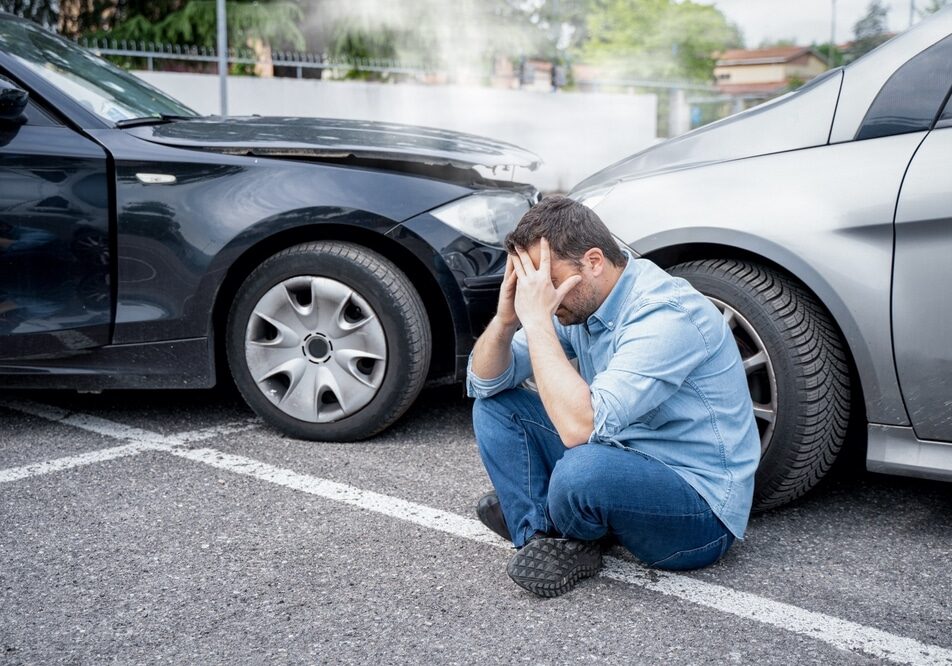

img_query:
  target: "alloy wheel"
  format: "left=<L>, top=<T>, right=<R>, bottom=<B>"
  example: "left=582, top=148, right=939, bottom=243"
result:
left=709, top=297, right=778, bottom=454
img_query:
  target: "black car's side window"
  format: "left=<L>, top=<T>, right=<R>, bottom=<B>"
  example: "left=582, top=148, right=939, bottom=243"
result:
left=19, top=101, right=59, bottom=127
left=0, top=74, right=60, bottom=127
left=856, top=33, right=952, bottom=141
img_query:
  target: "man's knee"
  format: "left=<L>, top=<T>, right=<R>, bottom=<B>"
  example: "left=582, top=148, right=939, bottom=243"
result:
left=548, top=445, right=610, bottom=538
left=548, top=445, right=605, bottom=510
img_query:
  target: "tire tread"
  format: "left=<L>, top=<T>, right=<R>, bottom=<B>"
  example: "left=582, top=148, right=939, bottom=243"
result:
left=672, top=259, right=851, bottom=510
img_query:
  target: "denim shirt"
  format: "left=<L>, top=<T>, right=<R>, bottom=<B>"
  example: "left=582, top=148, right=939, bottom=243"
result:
left=466, top=256, right=761, bottom=539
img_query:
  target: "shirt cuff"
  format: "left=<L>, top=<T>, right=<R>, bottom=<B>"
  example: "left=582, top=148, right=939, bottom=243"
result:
left=588, top=386, right=625, bottom=445
left=465, top=353, right=516, bottom=399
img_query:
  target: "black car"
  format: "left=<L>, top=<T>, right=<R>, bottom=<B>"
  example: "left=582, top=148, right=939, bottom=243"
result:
left=0, top=14, right=539, bottom=440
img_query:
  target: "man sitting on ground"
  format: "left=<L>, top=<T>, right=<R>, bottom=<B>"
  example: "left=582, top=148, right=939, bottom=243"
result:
left=467, top=196, right=760, bottom=598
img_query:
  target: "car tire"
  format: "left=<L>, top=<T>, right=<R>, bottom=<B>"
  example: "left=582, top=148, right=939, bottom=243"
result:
left=226, top=241, right=431, bottom=441
left=669, top=259, right=851, bottom=510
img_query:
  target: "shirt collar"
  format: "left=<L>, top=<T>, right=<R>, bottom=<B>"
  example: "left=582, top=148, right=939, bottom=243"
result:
left=586, top=251, right=637, bottom=332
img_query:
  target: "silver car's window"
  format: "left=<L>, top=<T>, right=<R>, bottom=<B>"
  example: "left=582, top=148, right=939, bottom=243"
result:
left=856, top=34, right=952, bottom=141
left=0, top=19, right=197, bottom=124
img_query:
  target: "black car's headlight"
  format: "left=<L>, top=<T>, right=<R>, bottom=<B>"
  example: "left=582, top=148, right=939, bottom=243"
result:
left=431, top=191, right=531, bottom=247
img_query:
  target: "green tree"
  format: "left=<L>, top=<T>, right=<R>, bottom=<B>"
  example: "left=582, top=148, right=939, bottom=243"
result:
left=0, top=0, right=58, bottom=28
left=813, top=42, right=845, bottom=67
left=300, top=0, right=542, bottom=80
left=101, top=1, right=305, bottom=51
left=578, top=0, right=742, bottom=81
left=516, top=0, right=591, bottom=58
left=919, top=0, right=951, bottom=14
left=849, top=0, right=891, bottom=60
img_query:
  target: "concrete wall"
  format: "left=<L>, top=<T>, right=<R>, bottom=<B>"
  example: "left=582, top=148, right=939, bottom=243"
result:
left=134, top=71, right=658, bottom=192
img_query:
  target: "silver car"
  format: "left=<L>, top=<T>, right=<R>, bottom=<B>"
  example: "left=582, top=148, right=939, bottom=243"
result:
left=571, top=8, right=952, bottom=510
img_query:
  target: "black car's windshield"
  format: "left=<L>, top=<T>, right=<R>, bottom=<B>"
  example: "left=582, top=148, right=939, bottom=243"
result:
left=0, top=18, right=198, bottom=124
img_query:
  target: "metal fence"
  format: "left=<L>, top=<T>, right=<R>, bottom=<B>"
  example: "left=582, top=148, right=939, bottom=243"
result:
left=78, top=37, right=430, bottom=78
left=79, top=38, right=740, bottom=135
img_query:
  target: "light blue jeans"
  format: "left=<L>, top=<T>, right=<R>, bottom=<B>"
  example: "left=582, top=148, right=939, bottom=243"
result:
left=473, top=388, right=734, bottom=570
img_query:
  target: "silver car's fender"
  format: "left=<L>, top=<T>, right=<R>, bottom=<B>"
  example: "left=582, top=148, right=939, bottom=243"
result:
left=593, top=132, right=928, bottom=427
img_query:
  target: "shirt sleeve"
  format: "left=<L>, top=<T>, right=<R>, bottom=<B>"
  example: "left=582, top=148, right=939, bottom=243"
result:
left=466, top=317, right=576, bottom=399
left=465, top=327, right=532, bottom=399
left=588, top=301, right=709, bottom=445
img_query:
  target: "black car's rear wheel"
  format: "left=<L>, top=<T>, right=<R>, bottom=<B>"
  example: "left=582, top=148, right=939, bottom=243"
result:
left=669, top=259, right=851, bottom=510
left=227, top=241, right=431, bottom=441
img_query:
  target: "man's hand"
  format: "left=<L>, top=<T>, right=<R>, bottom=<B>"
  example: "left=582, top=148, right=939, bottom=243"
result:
left=512, top=238, right=581, bottom=331
left=495, top=254, right=520, bottom=328
left=469, top=255, right=521, bottom=382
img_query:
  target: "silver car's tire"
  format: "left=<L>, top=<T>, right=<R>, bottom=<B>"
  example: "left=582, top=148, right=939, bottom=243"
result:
left=227, top=241, right=431, bottom=441
left=670, top=259, right=851, bottom=511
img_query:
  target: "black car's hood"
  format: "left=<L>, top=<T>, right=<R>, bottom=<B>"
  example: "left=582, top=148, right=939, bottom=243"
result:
left=125, top=116, right=541, bottom=171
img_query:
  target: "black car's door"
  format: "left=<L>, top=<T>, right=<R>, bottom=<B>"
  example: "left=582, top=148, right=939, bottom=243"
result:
left=0, top=89, right=111, bottom=359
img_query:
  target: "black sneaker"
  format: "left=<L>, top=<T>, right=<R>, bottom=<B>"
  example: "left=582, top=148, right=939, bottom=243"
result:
left=507, top=537, right=603, bottom=598
left=475, top=491, right=511, bottom=541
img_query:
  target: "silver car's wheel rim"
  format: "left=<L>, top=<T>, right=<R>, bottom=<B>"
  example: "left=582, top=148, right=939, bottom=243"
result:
left=709, top=297, right=778, bottom=454
left=244, top=276, right=387, bottom=423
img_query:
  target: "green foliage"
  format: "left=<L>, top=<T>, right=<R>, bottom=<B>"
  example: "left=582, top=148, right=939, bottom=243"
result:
left=578, top=0, right=742, bottom=81
left=0, top=0, right=57, bottom=28
left=302, top=0, right=542, bottom=80
left=850, top=0, right=891, bottom=60
left=90, top=1, right=305, bottom=51
left=920, top=0, right=952, bottom=14
left=328, top=22, right=400, bottom=79
left=813, top=42, right=846, bottom=67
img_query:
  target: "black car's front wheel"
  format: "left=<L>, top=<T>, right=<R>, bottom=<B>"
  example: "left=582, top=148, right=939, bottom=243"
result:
left=669, top=259, right=851, bottom=511
left=227, top=241, right=431, bottom=441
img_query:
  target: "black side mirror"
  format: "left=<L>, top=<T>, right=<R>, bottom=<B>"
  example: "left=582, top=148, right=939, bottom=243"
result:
left=0, top=79, right=29, bottom=121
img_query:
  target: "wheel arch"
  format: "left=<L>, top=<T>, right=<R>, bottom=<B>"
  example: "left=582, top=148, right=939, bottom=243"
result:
left=641, top=239, right=869, bottom=430
left=209, top=222, right=458, bottom=387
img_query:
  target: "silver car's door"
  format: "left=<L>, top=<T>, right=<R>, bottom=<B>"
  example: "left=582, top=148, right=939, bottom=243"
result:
left=893, top=119, right=952, bottom=442
left=842, top=32, right=952, bottom=442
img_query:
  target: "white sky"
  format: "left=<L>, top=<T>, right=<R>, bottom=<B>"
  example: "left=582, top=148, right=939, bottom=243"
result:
left=704, top=1, right=922, bottom=47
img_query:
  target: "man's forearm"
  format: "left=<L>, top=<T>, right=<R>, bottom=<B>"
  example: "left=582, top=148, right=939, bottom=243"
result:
left=524, top=322, right=594, bottom=447
left=470, top=315, right=519, bottom=380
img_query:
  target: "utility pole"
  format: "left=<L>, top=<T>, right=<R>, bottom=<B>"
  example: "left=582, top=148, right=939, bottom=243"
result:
left=217, top=0, right=228, bottom=116
left=829, top=0, right=837, bottom=69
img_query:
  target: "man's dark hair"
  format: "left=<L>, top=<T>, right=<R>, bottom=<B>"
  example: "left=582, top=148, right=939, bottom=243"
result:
left=505, top=195, right=627, bottom=267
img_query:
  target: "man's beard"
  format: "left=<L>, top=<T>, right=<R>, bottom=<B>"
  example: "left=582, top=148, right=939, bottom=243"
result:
left=555, top=282, right=600, bottom=326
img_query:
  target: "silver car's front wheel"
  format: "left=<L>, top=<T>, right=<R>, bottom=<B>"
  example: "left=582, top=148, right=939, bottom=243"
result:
left=671, top=259, right=851, bottom=511
left=227, top=241, right=431, bottom=441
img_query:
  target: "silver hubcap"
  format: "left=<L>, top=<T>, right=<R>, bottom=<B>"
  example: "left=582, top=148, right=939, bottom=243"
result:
left=244, top=276, right=387, bottom=423
left=710, top=297, right=778, bottom=454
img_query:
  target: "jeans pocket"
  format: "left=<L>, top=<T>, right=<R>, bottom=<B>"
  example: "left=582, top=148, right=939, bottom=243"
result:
left=649, top=533, right=733, bottom=571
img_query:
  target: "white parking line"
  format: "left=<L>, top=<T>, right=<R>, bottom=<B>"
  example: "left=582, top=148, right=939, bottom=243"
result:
left=0, top=441, right=162, bottom=484
left=3, top=400, right=952, bottom=666
left=0, top=399, right=258, bottom=484
left=171, top=445, right=505, bottom=546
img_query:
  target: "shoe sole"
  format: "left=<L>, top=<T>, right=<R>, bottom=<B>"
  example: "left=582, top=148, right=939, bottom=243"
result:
left=507, top=538, right=603, bottom=598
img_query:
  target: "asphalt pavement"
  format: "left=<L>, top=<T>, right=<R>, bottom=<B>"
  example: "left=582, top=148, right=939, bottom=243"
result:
left=1, top=386, right=950, bottom=665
